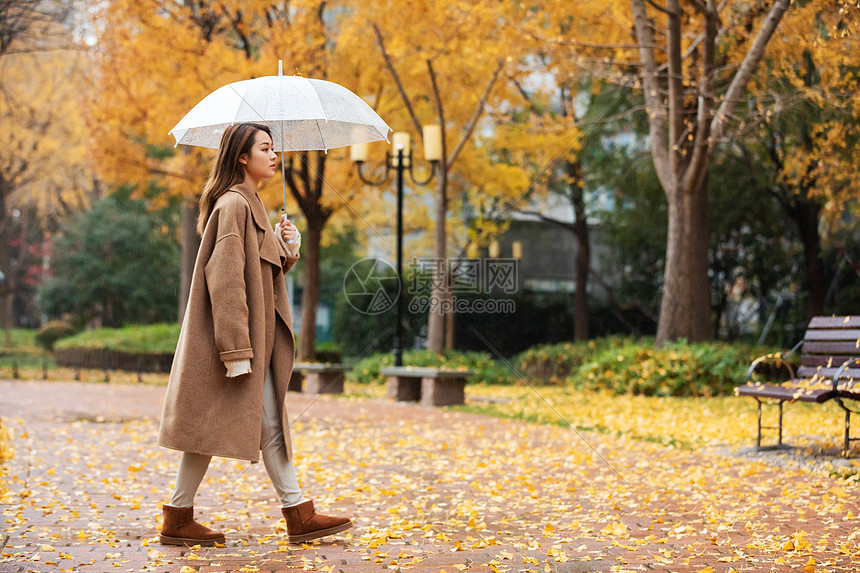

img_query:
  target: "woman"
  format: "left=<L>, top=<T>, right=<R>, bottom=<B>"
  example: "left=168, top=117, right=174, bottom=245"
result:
left=157, top=122, right=352, bottom=546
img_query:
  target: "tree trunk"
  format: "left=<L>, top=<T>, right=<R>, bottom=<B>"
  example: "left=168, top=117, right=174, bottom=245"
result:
left=426, top=166, right=448, bottom=353
left=298, top=214, right=322, bottom=362
left=178, top=199, right=200, bottom=324
left=795, top=200, right=825, bottom=318
left=631, top=0, right=789, bottom=345
left=569, top=159, right=590, bottom=341
left=768, top=182, right=826, bottom=319
left=657, top=179, right=712, bottom=343
left=445, top=298, right=455, bottom=350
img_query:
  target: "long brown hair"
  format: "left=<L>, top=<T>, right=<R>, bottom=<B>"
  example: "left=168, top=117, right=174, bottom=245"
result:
left=197, top=122, right=272, bottom=235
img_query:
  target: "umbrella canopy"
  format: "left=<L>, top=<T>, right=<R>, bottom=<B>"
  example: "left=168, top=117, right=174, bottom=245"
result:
left=169, top=62, right=391, bottom=213
left=170, top=67, right=390, bottom=152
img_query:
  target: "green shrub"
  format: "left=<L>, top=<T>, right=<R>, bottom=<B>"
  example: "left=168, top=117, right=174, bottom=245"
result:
left=347, top=349, right=517, bottom=386
left=54, top=323, right=180, bottom=354
left=574, top=340, right=768, bottom=397
left=35, top=321, right=76, bottom=351
left=314, top=340, right=343, bottom=363
left=0, top=329, right=40, bottom=355
left=514, top=336, right=639, bottom=384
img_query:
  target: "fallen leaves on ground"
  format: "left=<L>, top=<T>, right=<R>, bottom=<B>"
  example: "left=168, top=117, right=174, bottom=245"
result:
left=1, top=380, right=859, bottom=572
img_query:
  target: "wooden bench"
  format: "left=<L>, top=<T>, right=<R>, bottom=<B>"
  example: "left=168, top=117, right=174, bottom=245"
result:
left=736, top=316, right=860, bottom=455
left=380, top=366, right=472, bottom=407
left=290, top=362, right=350, bottom=394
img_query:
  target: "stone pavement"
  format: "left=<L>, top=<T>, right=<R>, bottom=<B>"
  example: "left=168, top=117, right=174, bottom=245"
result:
left=1, top=379, right=859, bottom=573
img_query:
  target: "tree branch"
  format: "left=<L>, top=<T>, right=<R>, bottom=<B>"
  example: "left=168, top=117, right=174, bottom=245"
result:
left=313, top=151, right=326, bottom=202
left=299, top=151, right=312, bottom=199
left=710, top=0, right=790, bottom=141
left=513, top=79, right=541, bottom=115
left=630, top=0, right=671, bottom=189
left=228, top=7, right=252, bottom=60
left=683, top=0, right=719, bottom=192
left=645, top=0, right=671, bottom=15
left=284, top=155, right=307, bottom=213
left=372, top=23, right=422, bottom=135
left=666, top=0, right=684, bottom=180
left=689, top=0, right=708, bottom=15
left=501, top=14, right=655, bottom=51
left=590, top=269, right=654, bottom=332
left=445, top=59, right=504, bottom=168
left=510, top=207, right=576, bottom=233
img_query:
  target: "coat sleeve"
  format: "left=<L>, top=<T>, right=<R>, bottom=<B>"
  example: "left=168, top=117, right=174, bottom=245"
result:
left=204, top=199, right=254, bottom=363
left=274, top=222, right=300, bottom=273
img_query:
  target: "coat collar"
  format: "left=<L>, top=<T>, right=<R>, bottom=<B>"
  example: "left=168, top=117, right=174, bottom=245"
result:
left=228, top=182, right=284, bottom=268
left=228, top=182, right=270, bottom=232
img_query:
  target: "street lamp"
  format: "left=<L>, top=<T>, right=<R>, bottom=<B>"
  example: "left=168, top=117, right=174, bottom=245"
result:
left=351, top=125, right=442, bottom=366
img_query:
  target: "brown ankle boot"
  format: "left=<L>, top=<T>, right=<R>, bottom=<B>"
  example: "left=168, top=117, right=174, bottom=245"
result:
left=282, top=500, right=352, bottom=543
left=159, top=504, right=225, bottom=546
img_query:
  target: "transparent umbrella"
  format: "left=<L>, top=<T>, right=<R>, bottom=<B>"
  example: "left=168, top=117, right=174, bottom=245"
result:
left=169, top=61, right=391, bottom=212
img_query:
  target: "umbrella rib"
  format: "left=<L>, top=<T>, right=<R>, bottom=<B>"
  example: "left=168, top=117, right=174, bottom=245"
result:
left=223, top=82, right=299, bottom=153
left=315, top=120, right=327, bottom=154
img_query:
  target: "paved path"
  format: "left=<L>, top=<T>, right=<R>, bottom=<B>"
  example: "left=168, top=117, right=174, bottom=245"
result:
left=1, top=379, right=859, bottom=572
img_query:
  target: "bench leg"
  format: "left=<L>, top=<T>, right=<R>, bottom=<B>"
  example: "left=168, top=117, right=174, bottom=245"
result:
left=834, top=399, right=860, bottom=457
left=305, top=372, right=345, bottom=394
left=420, top=377, right=466, bottom=407
left=778, top=400, right=784, bottom=446
left=755, top=398, right=784, bottom=450
left=756, top=399, right=762, bottom=449
left=387, top=376, right=421, bottom=401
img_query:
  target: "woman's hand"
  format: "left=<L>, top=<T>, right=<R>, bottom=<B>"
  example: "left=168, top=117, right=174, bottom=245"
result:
left=280, top=214, right=297, bottom=243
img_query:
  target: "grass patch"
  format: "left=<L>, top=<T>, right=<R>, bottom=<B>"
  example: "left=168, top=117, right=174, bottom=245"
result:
left=337, top=379, right=852, bottom=452
left=453, top=383, right=852, bottom=452
left=346, top=349, right=517, bottom=385
left=55, top=323, right=180, bottom=354
left=0, top=329, right=48, bottom=369
left=0, top=329, right=42, bottom=356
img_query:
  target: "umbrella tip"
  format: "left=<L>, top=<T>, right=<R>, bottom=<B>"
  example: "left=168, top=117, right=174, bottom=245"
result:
left=278, top=60, right=283, bottom=76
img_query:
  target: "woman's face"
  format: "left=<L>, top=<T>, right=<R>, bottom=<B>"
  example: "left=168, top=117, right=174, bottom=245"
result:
left=240, top=130, right=277, bottom=183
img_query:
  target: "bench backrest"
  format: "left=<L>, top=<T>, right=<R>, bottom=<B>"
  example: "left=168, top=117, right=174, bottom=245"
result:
left=798, top=316, right=860, bottom=380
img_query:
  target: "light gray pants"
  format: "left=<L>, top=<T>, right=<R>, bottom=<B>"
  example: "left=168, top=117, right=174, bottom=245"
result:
left=170, top=368, right=305, bottom=508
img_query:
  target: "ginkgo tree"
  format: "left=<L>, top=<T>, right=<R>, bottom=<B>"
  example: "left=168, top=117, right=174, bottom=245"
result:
left=510, top=0, right=793, bottom=343
left=626, top=0, right=794, bottom=344
left=508, top=0, right=859, bottom=340
left=350, top=0, right=565, bottom=352
left=739, top=0, right=860, bottom=319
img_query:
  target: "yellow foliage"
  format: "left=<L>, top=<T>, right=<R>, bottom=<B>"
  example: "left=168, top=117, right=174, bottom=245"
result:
left=1, top=46, right=94, bottom=220
left=0, top=419, right=12, bottom=462
left=748, top=0, right=860, bottom=221
left=457, top=383, right=850, bottom=452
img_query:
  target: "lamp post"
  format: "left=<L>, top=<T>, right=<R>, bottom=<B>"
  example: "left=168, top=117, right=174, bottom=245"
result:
left=351, top=126, right=442, bottom=366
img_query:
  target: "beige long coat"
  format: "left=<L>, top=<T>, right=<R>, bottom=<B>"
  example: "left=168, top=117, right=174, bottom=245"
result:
left=159, top=182, right=299, bottom=462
